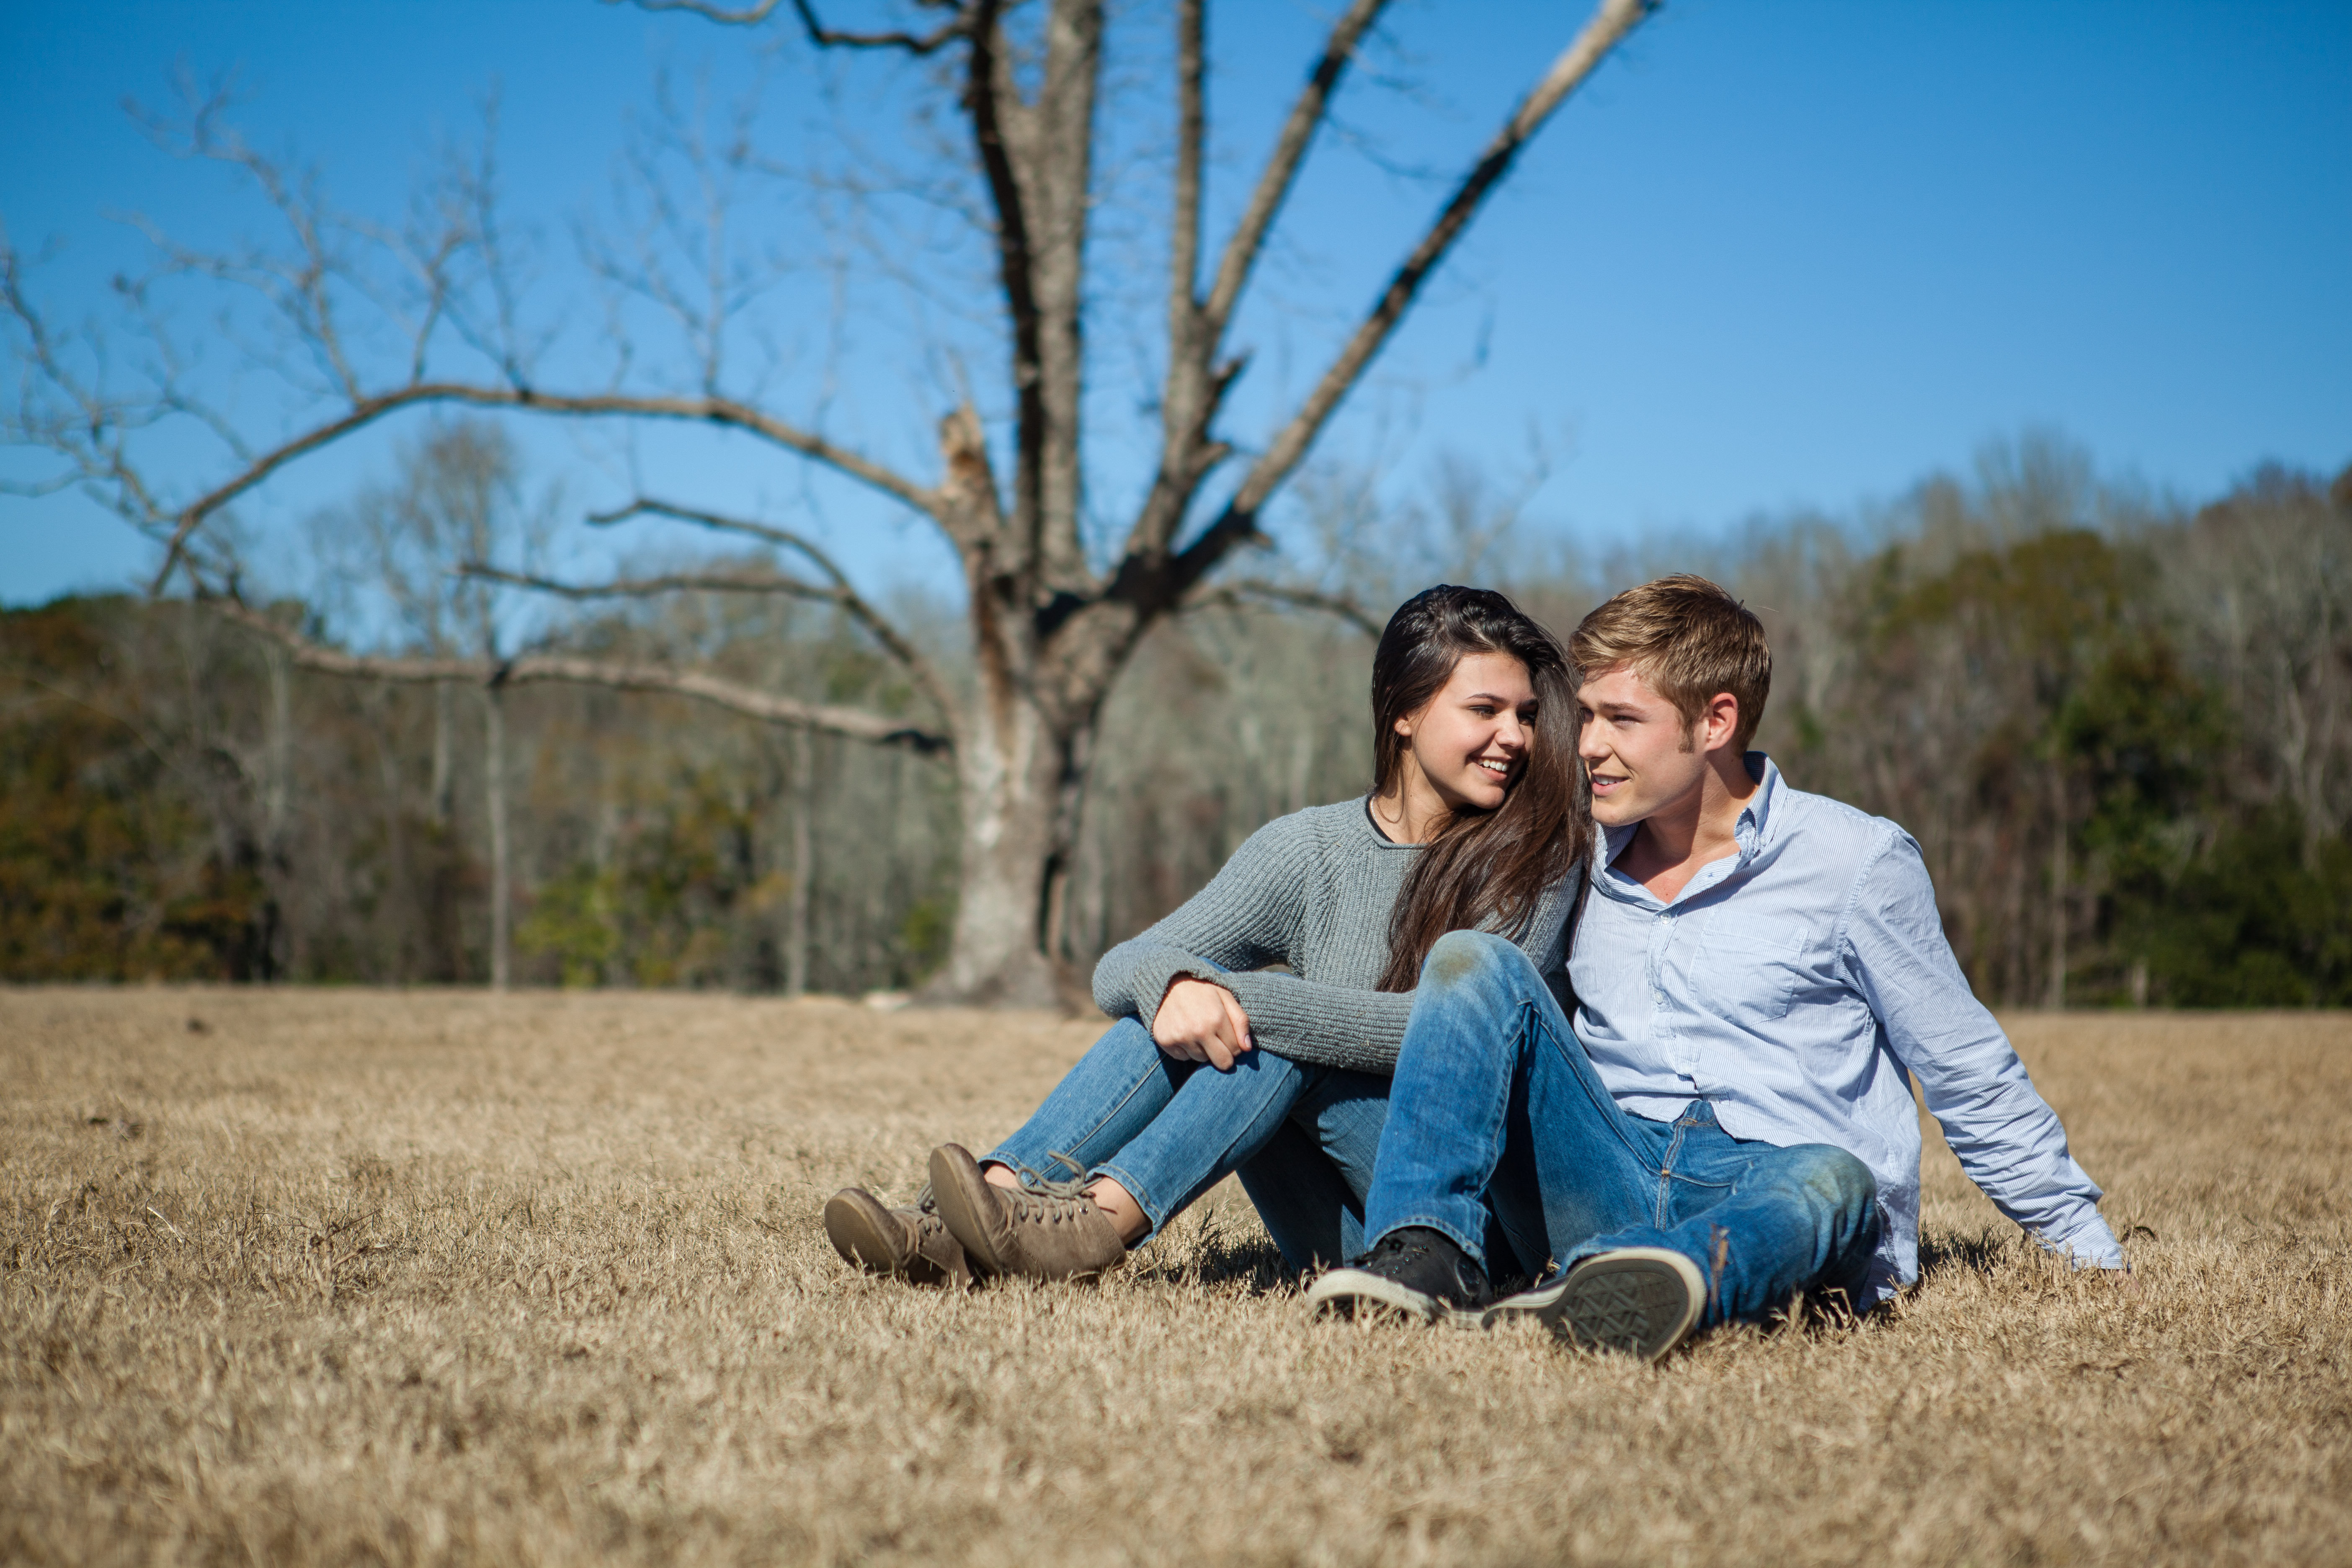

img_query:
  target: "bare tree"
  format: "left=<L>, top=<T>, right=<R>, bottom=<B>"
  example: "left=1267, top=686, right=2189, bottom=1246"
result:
left=322, top=423, right=547, bottom=985
left=2169, top=470, right=2352, bottom=858
left=5, top=0, right=1658, bottom=1003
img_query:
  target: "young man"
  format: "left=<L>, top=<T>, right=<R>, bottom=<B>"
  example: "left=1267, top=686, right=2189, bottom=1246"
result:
left=1307, top=574, right=2126, bottom=1360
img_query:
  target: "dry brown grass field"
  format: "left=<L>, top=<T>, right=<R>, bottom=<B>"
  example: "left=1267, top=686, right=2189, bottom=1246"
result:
left=3, top=988, right=2347, bottom=1567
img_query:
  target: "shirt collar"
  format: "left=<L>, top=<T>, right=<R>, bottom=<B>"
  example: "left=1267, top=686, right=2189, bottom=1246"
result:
left=1595, top=751, right=1783, bottom=892
left=1737, top=750, right=1781, bottom=851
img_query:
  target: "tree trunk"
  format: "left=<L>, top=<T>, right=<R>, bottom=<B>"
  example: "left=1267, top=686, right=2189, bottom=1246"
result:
left=2045, top=763, right=2067, bottom=1011
left=259, top=642, right=295, bottom=979
left=786, top=725, right=812, bottom=998
left=429, top=680, right=455, bottom=828
left=928, top=681, right=1088, bottom=1010
left=484, top=682, right=512, bottom=991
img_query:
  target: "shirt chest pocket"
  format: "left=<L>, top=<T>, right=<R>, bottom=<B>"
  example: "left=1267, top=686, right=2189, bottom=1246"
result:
left=1695, top=914, right=1806, bottom=1024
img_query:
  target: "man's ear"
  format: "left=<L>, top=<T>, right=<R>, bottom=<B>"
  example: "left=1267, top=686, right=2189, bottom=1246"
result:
left=1701, top=692, right=1741, bottom=754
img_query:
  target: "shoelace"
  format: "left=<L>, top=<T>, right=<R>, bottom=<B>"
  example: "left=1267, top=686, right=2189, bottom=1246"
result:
left=914, top=1152, right=1097, bottom=1225
left=997, top=1151, right=1097, bottom=1224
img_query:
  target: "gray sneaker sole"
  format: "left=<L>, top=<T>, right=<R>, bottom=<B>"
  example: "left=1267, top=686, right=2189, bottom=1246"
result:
left=1484, top=1247, right=1705, bottom=1363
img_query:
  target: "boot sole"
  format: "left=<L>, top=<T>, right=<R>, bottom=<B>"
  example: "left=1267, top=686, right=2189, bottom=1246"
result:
left=1485, top=1247, right=1705, bottom=1363
left=823, top=1188, right=913, bottom=1277
left=927, top=1144, right=1016, bottom=1278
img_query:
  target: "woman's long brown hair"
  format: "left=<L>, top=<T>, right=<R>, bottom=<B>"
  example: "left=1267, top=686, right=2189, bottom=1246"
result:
left=1373, top=586, right=1589, bottom=992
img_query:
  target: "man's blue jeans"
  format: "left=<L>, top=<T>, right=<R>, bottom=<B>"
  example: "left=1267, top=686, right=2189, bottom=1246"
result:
left=1364, top=931, right=1883, bottom=1326
left=985, top=1016, right=1391, bottom=1271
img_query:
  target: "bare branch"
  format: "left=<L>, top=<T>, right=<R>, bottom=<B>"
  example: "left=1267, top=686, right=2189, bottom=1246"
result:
left=788, top=0, right=966, bottom=52
left=1199, top=0, right=1387, bottom=341
left=588, top=498, right=851, bottom=581
left=582, top=497, right=958, bottom=723
left=206, top=593, right=952, bottom=752
left=459, top=562, right=843, bottom=603
left=1172, top=0, right=1656, bottom=593
left=510, top=649, right=950, bottom=747
left=205, top=596, right=485, bottom=682
left=625, top=0, right=786, bottom=24
left=149, top=382, right=943, bottom=593
left=128, top=74, right=372, bottom=402
left=964, top=0, right=1045, bottom=566
left=1169, top=0, right=1205, bottom=346
left=1022, top=0, right=1105, bottom=596
left=504, top=653, right=948, bottom=753
left=1187, top=579, right=1383, bottom=639
left=625, top=0, right=966, bottom=48
left=1121, top=0, right=1381, bottom=570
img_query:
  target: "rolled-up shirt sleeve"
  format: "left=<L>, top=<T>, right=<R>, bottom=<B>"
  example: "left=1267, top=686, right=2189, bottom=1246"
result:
left=1841, top=830, right=2126, bottom=1268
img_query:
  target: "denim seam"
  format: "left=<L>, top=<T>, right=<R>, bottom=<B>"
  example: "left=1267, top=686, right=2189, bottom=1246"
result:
left=1022, top=1057, right=1176, bottom=1176
left=1413, top=993, right=1528, bottom=1269
left=1656, top=1118, right=1692, bottom=1228
left=1367, top=987, right=1528, bottom=1269
left=1093, top=1056, right=1312, bottom=1246
left=1537, top=1011, right=1660, bottom=1176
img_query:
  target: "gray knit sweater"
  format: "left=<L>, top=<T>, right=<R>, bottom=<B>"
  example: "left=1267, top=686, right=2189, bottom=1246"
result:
left=1090, top=797, right=1580, bottom=1074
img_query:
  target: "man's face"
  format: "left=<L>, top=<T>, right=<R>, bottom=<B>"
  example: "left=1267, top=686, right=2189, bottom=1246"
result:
left=1576, top=664, right=1710, bottom=828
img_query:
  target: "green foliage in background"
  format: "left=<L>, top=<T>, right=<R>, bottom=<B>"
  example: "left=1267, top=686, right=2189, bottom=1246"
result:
left=5, top=445, right=2348, bottom=1006
left=0, top=600, right=273, bottom=980
left=2113, top=810, right=2352, bottom=1007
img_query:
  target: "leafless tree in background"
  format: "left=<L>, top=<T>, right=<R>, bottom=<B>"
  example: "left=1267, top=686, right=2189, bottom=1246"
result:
left=315, top=423, right=547, bottom=986
left=3, top=0, right=1659, bottom=1004
left=2167, top=469, right=2352, bottom=860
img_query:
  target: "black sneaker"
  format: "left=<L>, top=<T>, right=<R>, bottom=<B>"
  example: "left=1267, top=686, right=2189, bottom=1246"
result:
left=1483, top=1246, right=1705, bottom=1363
left=1305, top=1227, right=1493, bottom=1324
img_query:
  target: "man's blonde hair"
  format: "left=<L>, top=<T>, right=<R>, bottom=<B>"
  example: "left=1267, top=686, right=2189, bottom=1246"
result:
left=1570, top=574, right=1772, bottom=750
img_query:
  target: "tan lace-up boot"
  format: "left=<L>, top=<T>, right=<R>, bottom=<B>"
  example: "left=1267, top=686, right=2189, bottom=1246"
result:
left=823, top=1186, right=974, bottom=1290
left=926, top=1143, right=1127, bottom=1282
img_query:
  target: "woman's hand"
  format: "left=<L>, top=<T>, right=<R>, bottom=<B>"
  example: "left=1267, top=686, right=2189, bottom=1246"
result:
left=1152, top=977, right=1255, bottom=1070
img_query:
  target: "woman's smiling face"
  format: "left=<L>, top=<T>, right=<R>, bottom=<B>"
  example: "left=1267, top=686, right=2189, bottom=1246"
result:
left=1395, top=650, right=1538, bottom=813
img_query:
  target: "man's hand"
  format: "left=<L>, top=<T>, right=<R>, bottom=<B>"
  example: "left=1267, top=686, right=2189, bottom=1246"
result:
left=1152, top=977, right=1255, bottom=1070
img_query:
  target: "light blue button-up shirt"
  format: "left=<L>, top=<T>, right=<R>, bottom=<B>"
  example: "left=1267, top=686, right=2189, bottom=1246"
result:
left=1568, top=753, right=2124, bottom=1301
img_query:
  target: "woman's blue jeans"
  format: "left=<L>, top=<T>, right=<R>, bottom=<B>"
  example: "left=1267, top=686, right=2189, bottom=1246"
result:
left=1363, top=931, right=1883, bottom=1326
left=984, top=1016, right=1390, bottom=1271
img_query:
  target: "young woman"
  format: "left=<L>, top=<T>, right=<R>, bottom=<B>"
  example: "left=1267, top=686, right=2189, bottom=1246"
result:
left=823, top=585, right=1591, bottom=1287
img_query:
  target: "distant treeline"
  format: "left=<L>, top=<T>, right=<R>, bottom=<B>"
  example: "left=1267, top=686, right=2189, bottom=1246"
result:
left=6, top=443, right=2348, bottom=1007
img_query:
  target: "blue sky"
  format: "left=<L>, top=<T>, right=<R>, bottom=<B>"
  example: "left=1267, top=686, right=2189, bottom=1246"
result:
left=3, top=0, right=2347, bottom=615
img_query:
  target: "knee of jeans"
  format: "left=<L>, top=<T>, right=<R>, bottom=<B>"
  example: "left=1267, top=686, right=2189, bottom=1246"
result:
left=1793, top=1146, right=1877, bottom=1223
left=1422, top=929, right=1520, bottom=991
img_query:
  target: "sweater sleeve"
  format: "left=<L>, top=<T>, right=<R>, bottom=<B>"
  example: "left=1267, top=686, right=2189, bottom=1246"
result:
left=1090, top=814, right=1416, bottom=1073
left=1221, top=972, right=1416, bottom=1074
left=1090, top=830, right=1582, bottom=1078
left=1238, top=867, right=1580, bottom=1073
left=1089, top=814, right=1313, bottom=1027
